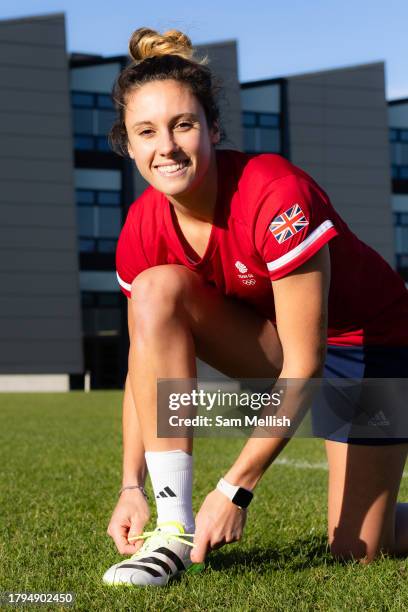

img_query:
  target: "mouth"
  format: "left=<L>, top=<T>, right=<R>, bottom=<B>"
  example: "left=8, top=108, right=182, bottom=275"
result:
left=154, top=159, right=190, bottom=177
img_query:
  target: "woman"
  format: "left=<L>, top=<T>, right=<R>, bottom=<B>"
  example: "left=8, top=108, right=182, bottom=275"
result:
left=103, top=27, right=408, bottom=586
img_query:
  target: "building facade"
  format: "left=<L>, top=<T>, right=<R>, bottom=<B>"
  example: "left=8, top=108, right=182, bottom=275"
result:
left=389, top=98, right=408, bottom=280
left=0, top=13, right=82, bottom=391
left=0, top=12, right=405, bottom=390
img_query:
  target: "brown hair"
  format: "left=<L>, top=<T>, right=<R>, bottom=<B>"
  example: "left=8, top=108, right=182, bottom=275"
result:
left=109, top=27, right=223, bottom=156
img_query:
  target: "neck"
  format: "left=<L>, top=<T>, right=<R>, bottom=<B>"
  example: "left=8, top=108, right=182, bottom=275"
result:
left=167, top=151, right=218, bottom=223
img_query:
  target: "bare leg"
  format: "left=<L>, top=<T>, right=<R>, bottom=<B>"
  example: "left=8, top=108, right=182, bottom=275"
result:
left=128, top=265, right=283, bottom=452
left=326, top=440, right=408, bottom=562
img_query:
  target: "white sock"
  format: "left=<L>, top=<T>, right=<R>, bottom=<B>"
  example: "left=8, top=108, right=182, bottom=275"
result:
left=145, top=449, right=195, bottom=533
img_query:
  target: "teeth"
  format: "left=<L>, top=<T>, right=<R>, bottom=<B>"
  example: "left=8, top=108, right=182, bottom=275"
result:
left=156, top=161, right=187, bottom=173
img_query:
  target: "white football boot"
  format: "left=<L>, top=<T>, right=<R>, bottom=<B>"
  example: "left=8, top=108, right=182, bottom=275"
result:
left=103, top=521, right=203, bottom=586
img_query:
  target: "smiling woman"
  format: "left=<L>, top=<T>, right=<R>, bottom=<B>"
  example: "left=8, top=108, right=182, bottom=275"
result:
left=102, top=26, right=408, bottom=589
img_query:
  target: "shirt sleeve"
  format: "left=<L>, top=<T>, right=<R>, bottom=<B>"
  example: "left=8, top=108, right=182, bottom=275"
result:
left=116, top=204, right=150, bottom=298
left=254, top=174, right=339, bottom=280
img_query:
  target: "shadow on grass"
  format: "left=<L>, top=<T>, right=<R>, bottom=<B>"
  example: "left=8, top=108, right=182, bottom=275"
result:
left=207, top=534, right=334, bottom=573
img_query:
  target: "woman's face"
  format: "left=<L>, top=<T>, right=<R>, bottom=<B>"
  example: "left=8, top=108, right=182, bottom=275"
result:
left=125, top=79, right=219, bottom=199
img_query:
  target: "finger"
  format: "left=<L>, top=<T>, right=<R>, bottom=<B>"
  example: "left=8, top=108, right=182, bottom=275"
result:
left=110, top=525, right=138, bottom=556
left=114, top=533, right=139, bottom=555
left=127, top=530, right=144, bottom=552
left=191, top=534, right=210, bottom=564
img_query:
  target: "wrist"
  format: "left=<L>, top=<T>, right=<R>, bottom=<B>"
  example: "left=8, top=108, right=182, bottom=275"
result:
left=224, top=465, right=262, bottom=491
left=216, top=477, right=253, bottom=509
left=119, top=484, right=148, bottom=499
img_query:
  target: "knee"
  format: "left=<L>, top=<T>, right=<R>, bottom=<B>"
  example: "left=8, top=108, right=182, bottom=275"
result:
left=130, top=265, right=198, bottom=322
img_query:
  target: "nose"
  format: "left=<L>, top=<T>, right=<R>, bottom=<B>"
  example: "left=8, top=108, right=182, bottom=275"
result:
left=157, top=129, right=179, bottom=157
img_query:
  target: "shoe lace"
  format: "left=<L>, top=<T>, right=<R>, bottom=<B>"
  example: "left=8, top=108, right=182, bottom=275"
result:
left=127, top=521, right=195, bottom=560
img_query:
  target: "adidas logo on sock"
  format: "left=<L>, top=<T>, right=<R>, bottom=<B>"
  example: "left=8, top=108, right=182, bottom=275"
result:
left=156, top=486, right=177, bottom=499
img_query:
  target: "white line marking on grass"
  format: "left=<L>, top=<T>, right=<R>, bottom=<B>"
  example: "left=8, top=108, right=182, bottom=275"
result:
left=275, top=458, right=328, bottom=471
left=275, top=457, right=408, bottom=478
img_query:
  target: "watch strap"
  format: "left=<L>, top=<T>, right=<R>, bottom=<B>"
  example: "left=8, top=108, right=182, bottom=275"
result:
left=216, top=477, right=253, bottom=508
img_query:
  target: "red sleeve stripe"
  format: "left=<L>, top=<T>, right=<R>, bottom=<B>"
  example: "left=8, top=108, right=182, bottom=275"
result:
left=266, top=220, right=335, bottom=272
left=116, top=271, right=132, bottom=293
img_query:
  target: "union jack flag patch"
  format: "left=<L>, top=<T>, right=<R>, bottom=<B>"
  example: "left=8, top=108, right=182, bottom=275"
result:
left=269, top=204, right=309, bottom=244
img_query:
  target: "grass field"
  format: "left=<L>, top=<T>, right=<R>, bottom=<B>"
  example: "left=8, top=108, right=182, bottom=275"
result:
left=1, top=392, right=408, bottom=612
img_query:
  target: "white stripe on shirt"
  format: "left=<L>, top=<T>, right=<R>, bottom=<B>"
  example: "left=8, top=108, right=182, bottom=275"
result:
left=116, top=271, right=132, bottom=292
left=266, top=220, right=334, bottom=272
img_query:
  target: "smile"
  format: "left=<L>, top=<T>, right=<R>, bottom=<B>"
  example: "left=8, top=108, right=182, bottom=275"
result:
left=155, top=160, right=190, bottom=177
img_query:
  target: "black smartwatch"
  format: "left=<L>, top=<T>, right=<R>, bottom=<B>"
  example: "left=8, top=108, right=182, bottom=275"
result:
left=216, top=477, right=254, bottom=509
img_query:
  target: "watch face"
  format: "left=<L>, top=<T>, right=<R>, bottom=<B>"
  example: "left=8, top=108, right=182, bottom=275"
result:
left=232, top=488, right=253, bottom=509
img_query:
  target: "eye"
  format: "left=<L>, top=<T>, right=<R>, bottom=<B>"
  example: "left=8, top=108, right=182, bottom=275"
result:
left=175, top=121, right=193, bottom=130
left=139, top=128, right=154, bottom=137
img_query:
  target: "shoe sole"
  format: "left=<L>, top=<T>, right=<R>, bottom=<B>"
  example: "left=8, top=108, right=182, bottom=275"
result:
left=103, top=562, right=205, bottom=587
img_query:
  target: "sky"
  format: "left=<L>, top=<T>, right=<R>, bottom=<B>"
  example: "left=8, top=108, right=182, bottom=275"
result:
left=1, top=0, right=407, bottom=99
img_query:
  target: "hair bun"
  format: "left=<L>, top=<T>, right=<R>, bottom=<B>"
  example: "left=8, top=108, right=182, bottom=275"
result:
left=129, top=27, right=194, bottom=62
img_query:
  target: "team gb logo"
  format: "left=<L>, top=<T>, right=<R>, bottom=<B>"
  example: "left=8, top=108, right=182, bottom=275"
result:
left=235, top=261, right=248, bottom=273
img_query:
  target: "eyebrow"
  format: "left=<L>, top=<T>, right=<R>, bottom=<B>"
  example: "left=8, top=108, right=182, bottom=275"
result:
left=131, top=112, right=199, bottom=129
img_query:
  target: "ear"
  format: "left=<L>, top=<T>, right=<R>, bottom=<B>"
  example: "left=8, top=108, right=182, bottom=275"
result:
left=127, top=142, right=135, bottom=159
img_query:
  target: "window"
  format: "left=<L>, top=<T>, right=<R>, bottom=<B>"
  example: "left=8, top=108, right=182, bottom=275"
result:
left=71, top=90, right=117, bottom=152
left=73, top=109, right=94, bottom=134
left=390, top=128, right=408, bottom=180
left=76, top=188, right=122, bottom=253
left=71, top=92, right=94, bottom=107
left=81, top=292, right=122, bottom=336
left=74, top=136, right=94, bottom=150
left=394, top=212, right=408, bottom=280
left=242, top=111, right=281, bottom=154
left=97, top=94, right=114, bottom=109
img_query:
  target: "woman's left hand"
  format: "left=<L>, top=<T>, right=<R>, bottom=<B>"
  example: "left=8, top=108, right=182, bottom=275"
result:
left=191, top=489, right=247, bottom=563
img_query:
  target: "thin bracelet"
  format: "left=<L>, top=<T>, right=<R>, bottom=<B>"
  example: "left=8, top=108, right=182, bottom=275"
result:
left=119, top=485, right=148, bottom=499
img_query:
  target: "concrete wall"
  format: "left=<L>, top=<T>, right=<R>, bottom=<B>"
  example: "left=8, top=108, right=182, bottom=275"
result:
left=287, top=62, right=394, bottom=264
left=0, top=13, right=83, bottom=387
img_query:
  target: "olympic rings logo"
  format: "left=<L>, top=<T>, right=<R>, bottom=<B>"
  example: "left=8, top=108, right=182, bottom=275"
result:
left=242, top=279, right=256, bottom=286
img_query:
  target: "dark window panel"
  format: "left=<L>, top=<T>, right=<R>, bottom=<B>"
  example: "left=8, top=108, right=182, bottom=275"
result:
left=80, top=238, right=96, bottom=252
left=98, top=208, right=121, bottom=237
left=97, top=94, right=114, bottom=109
left=73, top=108, right=94, bottom=134
left=96, top=110, right=117, bottom=135
left=390, top=128, right=399, bottom=142
left=76, top=189, right=95, bottom=205
left=259, top=113, right=280, bottom=127
left=78, top=207, right=95, bottom=235
left=243, top=127, right=256, bottom=152
left=98, top=239, right=117, bottom=253
left=400, top=143, right=408, bottom=165
left=74, top=135, right=94, bottom=150
left=72, top=92, right=95, bottom=107
left=97, top=136, right=111, bottom=152
left=97, top=308, right=121, bottom=332
left=259, top=127, right=280, bottom=152
left=81, top=292, right=96, bottom=306
left=242, top=111, right=256, bottom=127
left=97, top=191, right=121, bottom=206
left=98, top=293, right=121, bottom=307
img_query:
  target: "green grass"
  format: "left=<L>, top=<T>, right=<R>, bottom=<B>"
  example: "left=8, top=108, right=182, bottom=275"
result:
left=1, top=392, right=408, bottom=611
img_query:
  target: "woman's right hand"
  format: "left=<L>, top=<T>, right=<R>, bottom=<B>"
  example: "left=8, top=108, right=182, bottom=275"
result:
left=107, top=488, right=150, bottom=555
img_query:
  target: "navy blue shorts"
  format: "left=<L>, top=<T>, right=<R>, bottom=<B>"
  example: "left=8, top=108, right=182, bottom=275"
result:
left=311, top=346, right=408, bottom=445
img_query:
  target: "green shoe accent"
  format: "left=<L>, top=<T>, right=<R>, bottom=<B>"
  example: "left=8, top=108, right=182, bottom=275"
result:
left=185, top=562, right=205, bottom=574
